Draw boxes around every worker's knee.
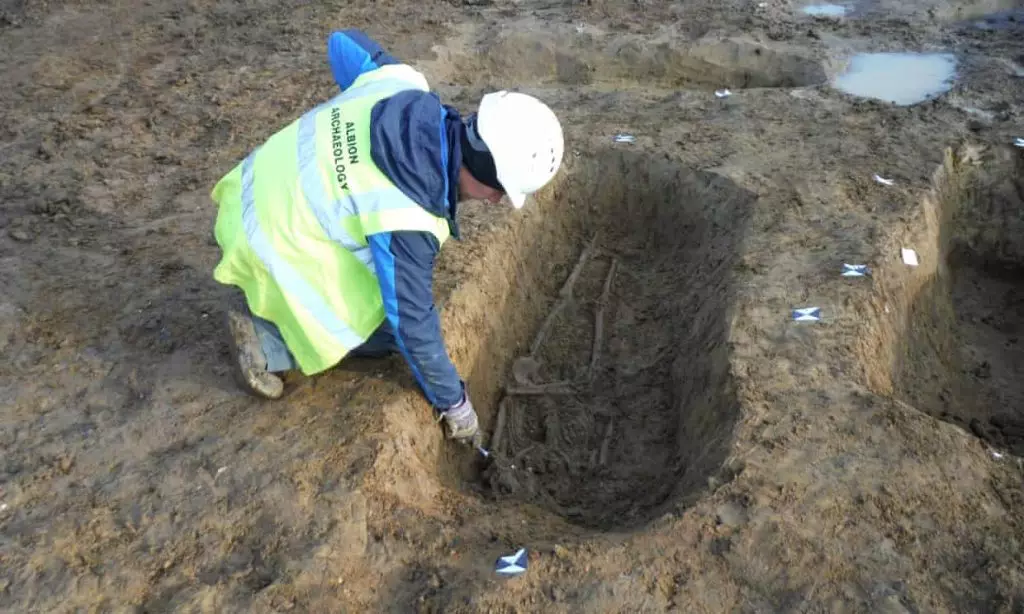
[350,323,398,358]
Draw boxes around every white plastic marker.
[614,134,636,143]
[477,446,490,458]
[715,89,733,98]
[901,248,919,266]
[495,548,528,575]
[1014,137,1024,148]
[792,307,822,322]
[842,264,869,277]
[873,174,895,186]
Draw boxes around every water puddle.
[802,4,849,17]
[833,53,957,105]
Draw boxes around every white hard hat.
[475,91,564,209]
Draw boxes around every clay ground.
[2,0,1024,611]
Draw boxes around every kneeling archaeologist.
[209,30,564,445]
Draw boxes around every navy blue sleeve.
[367,230,464,409]
[327,30,400,91]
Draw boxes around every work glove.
[440,394,480,445]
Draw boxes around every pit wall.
[423,22,827,90]
[365,148,753,522]
[364,147,590,513]
[856,144,1024,428]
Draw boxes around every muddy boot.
[225,309,284,400]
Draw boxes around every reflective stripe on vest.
[295,77,424,274]
[239,150,368,351]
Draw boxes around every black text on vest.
[330,107,360,191]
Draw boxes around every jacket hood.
[369,90,464,239]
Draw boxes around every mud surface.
[2,0,1024,612]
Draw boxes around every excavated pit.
[426,25,827,90]
[864,147,1024,455]
[442,150,755,530]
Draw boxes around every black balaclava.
[460,114,503,191]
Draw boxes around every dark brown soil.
[2,0,1024,612]
[482,153,752,529]
[880,150,1024,455]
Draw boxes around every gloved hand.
[440,394,479,444]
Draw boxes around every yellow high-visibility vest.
[211,64,451,375]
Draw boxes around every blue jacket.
[327,30,465,410]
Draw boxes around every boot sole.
[224,310,285,400]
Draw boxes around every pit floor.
[951,262,1024,454]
